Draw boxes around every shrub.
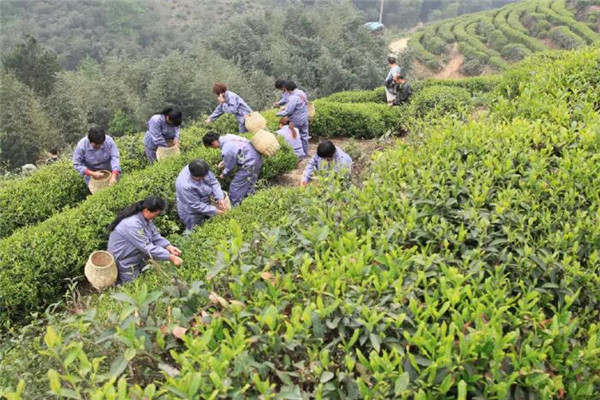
[408,31,441,70]
[550,26,586,50]
[487,29,508,51]
[321,87,386,104]
[460,57,484,76]
[0,137,297,326]
[493,8,547,52]
[501,43,531,61]
[413,75,501,94]
[423,34,446,55]
[408,85,472,119]
[310,101,404,139]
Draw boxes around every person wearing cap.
[301,140,352,186]
[73,127,121,188]
[144,107,183,164]
[204,83,252,133]
[202,131,262,206]
[175,159,227,231]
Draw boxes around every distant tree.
[0,73,54,170]
[1,36,60,97]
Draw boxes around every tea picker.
[301,140,353,187]
[176,159,230,232]
[144,107,182,164]
[202,131,264,206]
[276,81,311,156]
[204,83,253,133]
[72,127,121,191]
[106,196,182,285]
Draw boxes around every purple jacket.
[144,114,180,150]
[176,166,224,218]
[219,134,262,176]
[302,146,353,183]
[210,91,252,127]
[73,135,121,175]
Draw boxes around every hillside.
[406,0,600,78]
[1,45,599,397]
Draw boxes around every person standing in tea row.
[205,83,253,133]
[276,81,310,157]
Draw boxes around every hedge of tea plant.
[0,136,297,327]
[0,186,298,399]
[0,127,200,238]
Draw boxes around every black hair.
[108,196,167,232]
[188,159,210,177]
[88,127,106,145]
[160,107,182,127]
[202,131,220,147]
[275,80,287,89]
[396,74,405,80]
[317,140,336,158]
[49,148,58,155]
[283,81,297,91]
[388,56,396,64]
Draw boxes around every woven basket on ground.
[251,129,280,156]
[244,112,267,133]
[156,139,180,161]
[89,170,111,194]
[84,250,117,290]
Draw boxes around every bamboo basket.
[211,191,232,212]
[307,102,315,122]
[244,112,267,133]
[251,129,280,156]
[89,170,111,194]
[84,250,117,290]
[156,139,180,161]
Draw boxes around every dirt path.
[434,42,465,79]
[274,137,391,186]
[389,37,410,55]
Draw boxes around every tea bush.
[407,85,472,120]
[310,101,404,139]
[0,137,297,327]
[322,88,386,104]
[550,26,586,49]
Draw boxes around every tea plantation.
[408,0,600,75]
[1,46,600,398]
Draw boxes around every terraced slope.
[408,0,600,77]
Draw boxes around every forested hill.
[406,0,600,78]
[0,0,522,70]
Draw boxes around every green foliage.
[550,26,586,49]
[407,85,473,119]
[1,35,60,97]
[501,43,532,61]
[108,109,139,137]
[321,87,386,104]
[310,101,404,139]
[0,73,54,170]
[486,29,509,51]
[408,31,441,70]
[542,0,600,44]
[460,58,484,76]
